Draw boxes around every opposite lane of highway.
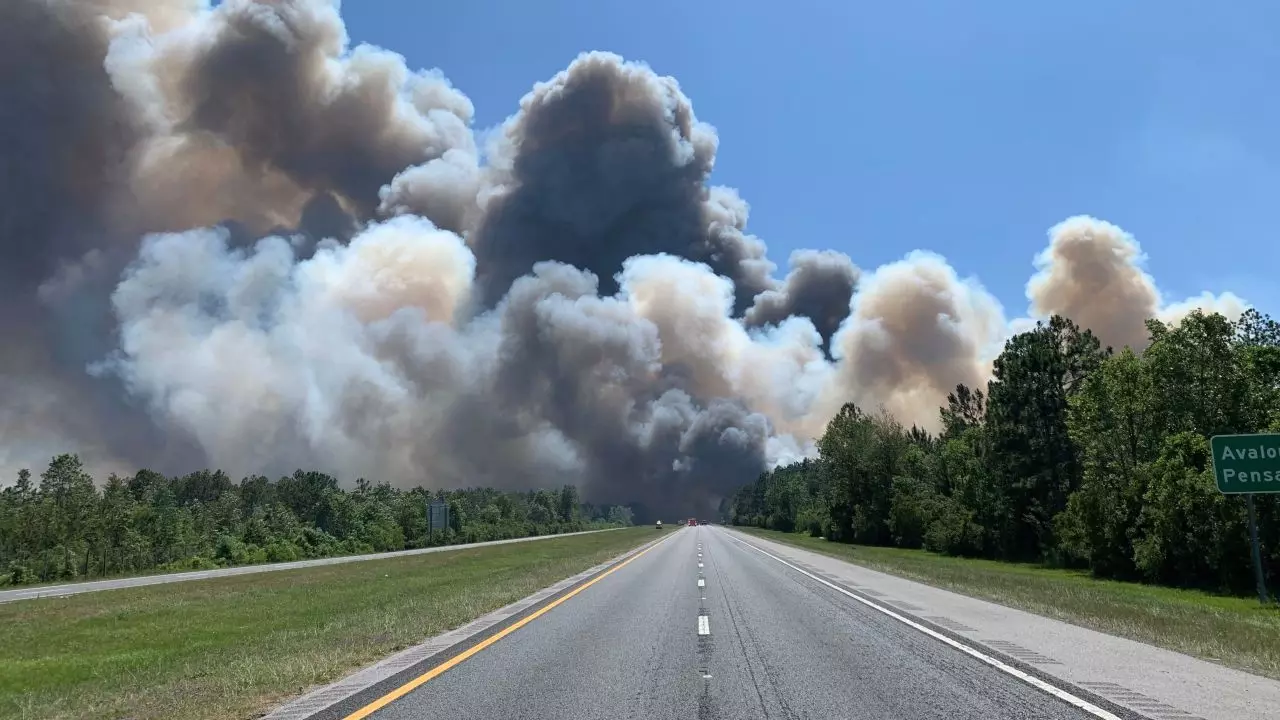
[0,528,621,604]
[331,526,1103,720]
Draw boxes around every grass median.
[737,527,1280,680]
[0,526,660,720]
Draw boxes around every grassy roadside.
[737,527,1280,680]
[0,526,658,720]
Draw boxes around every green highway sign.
[1209,433,1276,604]
[1210,434,1280,494]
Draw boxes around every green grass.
[738,527,1280,680]
[0,527,658,720]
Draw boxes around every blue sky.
[343,0,1280,315]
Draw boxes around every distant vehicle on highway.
[687,518,697,527]
[655,520,663,529]
[698,520,709,525]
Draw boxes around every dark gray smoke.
[745,249,860,353]
[1,0,1249,519]
[0,0,183,476]
[468,52,773,310]
[0,0,133,284]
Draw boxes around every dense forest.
[729,309,1280,597]
[0,458,634,586]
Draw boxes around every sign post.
[1209,434,1278,604]
[1247,494,1266,604]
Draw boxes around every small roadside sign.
[1209,433,1280,494]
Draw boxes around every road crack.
[707,535,804,720]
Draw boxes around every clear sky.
[342,0,1280,316]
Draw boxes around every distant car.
[687,518,697,527]
[698,520,709,525]
[655,520,663,529]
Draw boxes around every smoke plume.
[0,0,1252,517]
[466,52,774,310]
[1026,216,1246,350]
[828,252,1006,428]
[745,249,860,354]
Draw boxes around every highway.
[0,528,620,604]
[318,526,1106,720]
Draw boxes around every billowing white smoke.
[0,0,1252,513]
[620,255,833,442]
[102,217,783,507]
[105,216,484,481]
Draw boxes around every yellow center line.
[341,532,676,719]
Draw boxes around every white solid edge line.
[697,615,711,636]
[725,532,1122,720]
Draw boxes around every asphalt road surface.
[345,526,1104,720]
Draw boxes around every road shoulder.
[723,527,1280,720]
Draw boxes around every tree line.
[729,309,1280,596]
[0,457,634,586]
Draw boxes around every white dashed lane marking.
[696,538,709,636]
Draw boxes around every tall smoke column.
[1025,215,1248,350]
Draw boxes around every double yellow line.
[342,532,675,719]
